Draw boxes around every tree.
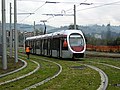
[35,29,43,35]
[115,37,120,45]
[68,24,79,30]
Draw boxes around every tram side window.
[51,38,60,50]
[39,40,42,49]
[43,39,48,49]
[36,40,39,49]
[31,41,34,49]
[33,40,36,49]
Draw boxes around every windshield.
[69,34,84,47]
[69,33,84,52]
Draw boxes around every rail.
[84,64,108,90]
[23,58,62,90]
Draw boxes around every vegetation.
[86,36,120,46]
[0,53,100,90]
[82,57,120,90]
[0,57,23,74]
[0,54,59,89]
[0,52,120,90]
[35,57,100,90]
[68,24,79,30]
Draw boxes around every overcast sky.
[1,0,120,27]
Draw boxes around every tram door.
[57,38,60,58]
[59,38,62,58]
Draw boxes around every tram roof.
[26,29,83,40]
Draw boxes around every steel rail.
[23,58,62,90]
[0,59,27,78]
[98,63,120,70]
[0,57,40,86]
[84,64,108,90]
[90,61,120,70]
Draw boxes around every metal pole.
[10,3,12,57]
[40,20,47,34]
[43,22,46,34]
[14,0,18,62]
[74,5,76,30]
[2,0,7,69]
[23,31,25,50]
[34,21,35,36]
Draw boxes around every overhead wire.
[18,0,88,23]
[19,0,120,25]
[45,0,88,21]
[19,2,46,22]
[77,0,120,12]
[17,0,45,3]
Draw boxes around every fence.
[87,44,120,53]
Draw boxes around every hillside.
[4,23,120,34]
[5,23,56,32]
[48,24,120,34]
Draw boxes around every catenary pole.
[2,0,7,69]
[14,0,18,62]
[10,3,12,57]
[74,5,76,30]
[34,21,35,36]
[40,20,47,34]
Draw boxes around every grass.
[30,56,100,90]
[85,57,120,67]
[0,56,37,84]
[1,52,120,90]
[0,54,59,89]
[81,57,120,90]
[0,56,23,75]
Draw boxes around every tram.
[25,29,86,59]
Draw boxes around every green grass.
[81,57,120,90]
[0,54,59,89]
[85,57,120,67]
[0,57,37,84]
[1,52,120,90]
[0,57,23,75]
[30,56,100,90]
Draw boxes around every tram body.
[25,30,86,58]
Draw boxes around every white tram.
[25,30,86,59]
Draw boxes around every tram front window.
[69,34,84,52]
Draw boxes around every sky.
[1,0,120,27]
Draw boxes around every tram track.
[0,52,62,89]
[0,56,40,86]
[89,61,120,70]
[18,53,63,89]
[73,60,109,90]
[2,51,119,89]
[23,57,62,90]
[21,52,114,90]
[84,64,108,90]
[0,59,27,78]
[77,56,120,90]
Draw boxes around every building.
[94,33,102,39]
